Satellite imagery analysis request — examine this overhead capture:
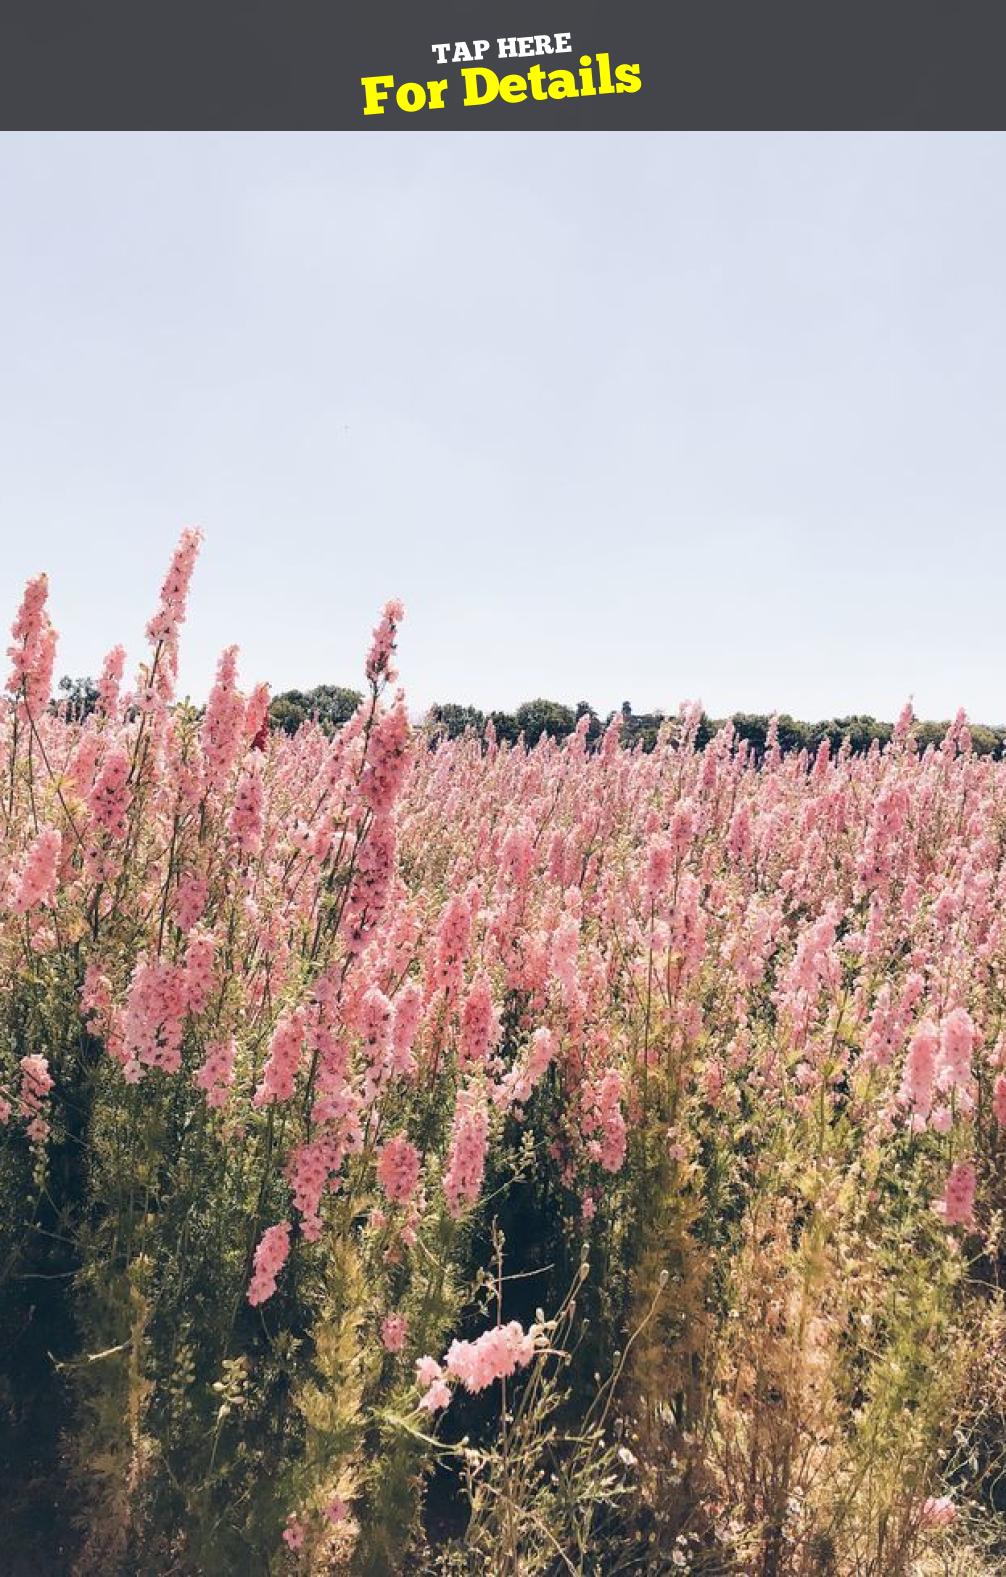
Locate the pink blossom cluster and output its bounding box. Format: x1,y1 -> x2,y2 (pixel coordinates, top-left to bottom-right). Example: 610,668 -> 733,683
193,1036 -> 236,1108
443,1084 -> 489,1218
16,1053 -> 54,1143
11,826 -> 61,914
365,598 -> 405,685
6,573 -> 57,719
6,527 -> 1006,1436
416,1319 -> 538,1411
376,1133 -> 421,1204
247,1220 -> 292,1306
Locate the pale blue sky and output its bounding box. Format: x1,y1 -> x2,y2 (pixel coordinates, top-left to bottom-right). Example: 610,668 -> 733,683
2,133 -> 1005,722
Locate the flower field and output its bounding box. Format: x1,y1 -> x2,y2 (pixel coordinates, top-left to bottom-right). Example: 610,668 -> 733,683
3,532 -> 1006,1574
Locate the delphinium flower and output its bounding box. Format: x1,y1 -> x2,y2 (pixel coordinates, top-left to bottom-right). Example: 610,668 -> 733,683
934,1007 -> 976,1101
390,980 -> 422,1075
201,645 -> 246,791
87,746 -> 132,840
183,927 -> 217,1015
144,526 -> 202,695
932,1161 -> 976,1229
443,1084 -> 489,1217
192,1036 -> 236,1109
365,598 -> 405,686
443,1320 -> 537,1393
253,1010 -> 305,1107
919,1495 -> 957,1529
428,892 -> 472,1003
7,573 -> 57,719
343,814 -> 397,954
282,1515 -> 306,1551
497,1026 -> 557,1109
586,1068 -> 627,1173
245,681 -> 271,750
96,644 -> 126,718
458,969 -> 499,1067
114,958 -> 187,1080
376,1133 -> 421,1204
229,758 -> 265,855
898,1019 -> 939,1128
415,1355 -> 452,1412
380,1313 -> 408,1352
357,985 -> 393,1091
18,1054 -> 54,1143
416,1321 -> 539,1412
175,870 -> 209,932
247,1220 -> 292,1306
359,698 -> 410,815
11,826 -> 61,914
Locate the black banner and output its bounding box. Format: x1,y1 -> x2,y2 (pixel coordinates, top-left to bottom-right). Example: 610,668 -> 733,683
1,0 -> 1005,130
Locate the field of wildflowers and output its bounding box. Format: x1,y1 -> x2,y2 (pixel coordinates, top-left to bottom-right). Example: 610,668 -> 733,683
3,531 -> 1006,1574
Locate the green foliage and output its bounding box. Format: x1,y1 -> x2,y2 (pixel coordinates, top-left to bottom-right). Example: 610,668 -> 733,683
269,684 -> 363,736
58,673 -> 100,719
418,699 -> 1006,758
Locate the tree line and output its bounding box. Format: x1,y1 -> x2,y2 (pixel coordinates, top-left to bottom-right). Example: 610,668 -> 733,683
56,676 -> 1006,758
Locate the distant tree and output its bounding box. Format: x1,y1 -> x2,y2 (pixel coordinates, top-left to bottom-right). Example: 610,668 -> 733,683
269,685 -> 362,736
57,675 -> 99,720
266,683 -> 1006,760
513,699 -> 577,746
575,701 -> 602,744
488,709 -> 520,745
425,703 -> 487,740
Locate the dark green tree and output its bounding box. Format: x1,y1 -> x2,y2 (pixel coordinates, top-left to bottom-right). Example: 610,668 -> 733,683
269,685 -> 362,736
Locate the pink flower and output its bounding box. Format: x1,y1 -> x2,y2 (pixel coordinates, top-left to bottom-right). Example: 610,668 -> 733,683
443,1320 -> 537,1394
19,1053 -> 54,1144
366,598 -> 405,685
114,958 -> 187,1079
287,1135 -> 341,1240
12,826 -> 61,914
144,527 -> 202,695
175,871 -> 209,932
935,1007 -> 976,1096
97,644 -> 126,717
459,970 -> 500,1066
443,1084 -> 488,1217
193,1036 -> 236,1109
201,645 -> 247,791
390,981 -> 422,1075
428,893 -> 472,1002
229,758 -> 264,855
419,1378 -> 452,1413
933,1162 -> 976,1229
88,746 -> 132,840
253,1010 -> 305,1107
282,1514 -> 306,1550
7,573 -> 57,717
183,928 -> 217,1016
247,1221 -> 291,1306
898,1020 -> 939,1124
376,1133 -> 421,1205
416,1355 -> 443,1388
381,1313 -> 408,1352
359,699 -> 410,815
589,1069 -> 627,1173
919,1494 -> 956,1529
